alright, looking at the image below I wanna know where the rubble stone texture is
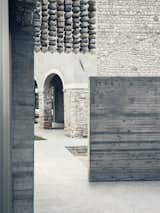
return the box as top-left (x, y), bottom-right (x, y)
top-left (33, 0), bottom-right (96, 53)
top-left (41, 0), bottom-right (49, 52)
top-left (64, 88), bottom-right (88, 137)
top-left (80, 0), bottom-right (89, 53)
top-left (72, 0), bottom-right (80, 53)
top-left (48, 0), bottom-right (57, 53)
top-left (34, 0), bottom-right (41, 52)
top-left (64, 0), bottom-right (73, 52)
top-left (97, 0), bottom-right (160, 76)
top-left (88, 0), bottom-right (96, 53)
top-left (57, 0), bottom-right (65, 52)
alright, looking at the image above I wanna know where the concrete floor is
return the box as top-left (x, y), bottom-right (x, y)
top-left (35, 127), bottom-right (160, 213)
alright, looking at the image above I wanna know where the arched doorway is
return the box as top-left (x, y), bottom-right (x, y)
top-left (40, 74), bottom-right (64, 129)
top-left (51, 75), bottom-right (64, 128)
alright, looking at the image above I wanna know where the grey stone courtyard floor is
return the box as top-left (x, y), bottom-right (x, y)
top-left (35, 126), bottom-right (160, 213)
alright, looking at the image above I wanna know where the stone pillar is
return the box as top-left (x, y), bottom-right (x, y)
top-left (39, 88), bottom-right (53, 129)
top-left (34, 0), bottom-right (41, 52)
top-left (80, 0), bottom-right (89, 53)
top-left (64, 0), bottom-right (73, 53)
top-left (88, 0), bottom-right (96, 53)
top-left (57, 0), bottom-right (65, 52)
top-left (64, 88), bottom-right (88, 137)
top-left (48, 0), bottom-right (57, 53)
top-left (72, 0), bottom-right (80, 53)
top-left (10, 0), bottom-right (35, 212)
top-left (41, 0), bottom-right (49, 52)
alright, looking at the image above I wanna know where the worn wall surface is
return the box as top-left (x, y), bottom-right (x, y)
top-left (35, 52), bottom-right (96, 137)
top-left (10, 0), bottom-right (35, 212)
top-left (97, 0), bottom-right (160, 76)
top-left (64, 88), bottom-right (89, 137)
top-left (34, 52), bottom-right (96, 87)
top-left (33, 0), bottom-right (96, 53)
top-left (90, 77), bottom-right (160, 181)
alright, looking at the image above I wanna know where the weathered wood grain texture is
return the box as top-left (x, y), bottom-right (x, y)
top-left (10, 0), bottom-right (35, 212)
top-left (89, 77), bottom-right (160, 181)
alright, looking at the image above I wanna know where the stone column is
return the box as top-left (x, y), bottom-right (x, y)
top-left (39, 88), bottom-right (53, 129)
top-left (57, 0), bottom-right (65, 52)
top-left (64, 0), bottom-right (73, 53)
top-left (34, 0), bottom-right (41, 52)
top-left (48, 0), bottom-right (57, 53)
top-left (41, 0), bottom-right (49, 52)
top-left (88, 0), bottom-right (96, 53)
top-left (80, 0), bottom-right (89, 53)
top-left (64, 88), bottom-right (89, 137)
top-left (72, 0), bottom-right (80, 53)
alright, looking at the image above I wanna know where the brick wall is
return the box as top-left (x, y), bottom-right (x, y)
top-left (97, 0), bottom-right (160, 76)
top-left (64, 88), bottom-right (88, 137)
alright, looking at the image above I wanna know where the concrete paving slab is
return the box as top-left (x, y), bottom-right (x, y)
top-left (34, 126), bottom-right (160, 213)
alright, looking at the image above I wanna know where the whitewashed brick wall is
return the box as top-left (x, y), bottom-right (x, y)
top-left (97, 0), bottom-right (160, 76)
top-left (64, 88), bottom-right (88, 137)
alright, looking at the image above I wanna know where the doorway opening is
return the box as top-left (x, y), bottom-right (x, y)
top-left (40, 74), bottom-right (64, 129)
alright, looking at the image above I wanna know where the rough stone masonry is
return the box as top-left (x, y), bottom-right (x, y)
top-left (34, 0), bottom-right (96, 53)
top-left (97, 0), bottom-right (160, 76)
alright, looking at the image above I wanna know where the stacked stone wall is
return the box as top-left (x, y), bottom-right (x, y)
top-left (97, 0), bottom-right (160, 76)
top-left (39, 88), bottom-right (53, 129)
top-left (33, 0), bottom-right (96, 53)
top-left (64, 88), bottom-right (88, 137)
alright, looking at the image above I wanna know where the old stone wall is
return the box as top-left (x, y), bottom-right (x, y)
top-left (64, 88), bottom-right (88, 137)
top-left (34, 0), bottom-right (96, 53)
top-left (10, 0), bottom-right (35, 212)
top-left (97, 0), bottom-right (160, 76)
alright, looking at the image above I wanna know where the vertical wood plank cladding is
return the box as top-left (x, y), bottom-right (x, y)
top-left (10, 0), bottom-right (35, 212)
top-left (89, 77), bottom-right (160, 181)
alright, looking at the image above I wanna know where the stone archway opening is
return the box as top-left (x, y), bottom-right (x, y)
top-left (51, 74), bottom-right (64, 128)
top-left (39, 73), bottom-right (64, 129)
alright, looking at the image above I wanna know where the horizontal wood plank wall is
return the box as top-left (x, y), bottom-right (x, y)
top-left (89, 77), bottom-right (160, 181)
top-left (10, 0), bottom-right (35, 212)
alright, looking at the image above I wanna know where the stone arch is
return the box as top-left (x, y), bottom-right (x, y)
top-left (39, 72), bottom-right (64, 129)
top-left (42, 69), bottom-right (65, 90)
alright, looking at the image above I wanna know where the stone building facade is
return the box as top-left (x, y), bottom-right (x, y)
top-left (1, 0), bottom-right (160, 212)
top-left (89, 0), bottom-right (160, 181)
top-left (34, 0), bottom-right (97, 137)
top-left (97, 0), bottom-right (160, 77)
top-left (35, 0), bottom-right (160, 138)
top-left (35, 52), bottom-right (96, 137)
